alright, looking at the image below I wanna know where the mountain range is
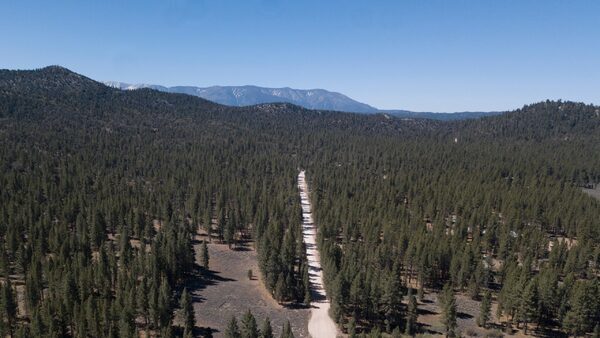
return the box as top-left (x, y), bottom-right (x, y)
top-left (104, 81), bottom-right (377, 114)
top-left (104, 81), bottom-right (502, 120)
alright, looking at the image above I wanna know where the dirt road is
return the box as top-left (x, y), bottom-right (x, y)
top-left (298, 170), bottom-right (339, 338)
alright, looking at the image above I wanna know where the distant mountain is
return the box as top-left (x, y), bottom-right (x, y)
top-left (104, 82), bottom-right (377, 113)
top-left (104, 81), bottom-right (503, 120)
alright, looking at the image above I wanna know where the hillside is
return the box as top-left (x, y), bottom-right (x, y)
top-left (0, 67), bottom-right (599, 337)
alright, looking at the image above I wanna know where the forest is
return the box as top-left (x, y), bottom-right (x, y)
top-left (0, 66), bottom-right (598, 337)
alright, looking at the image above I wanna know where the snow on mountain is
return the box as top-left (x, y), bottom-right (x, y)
top-left (102, 81), bottom-right (377, 113)
top-left (102, 81), bottom-right (501, 119)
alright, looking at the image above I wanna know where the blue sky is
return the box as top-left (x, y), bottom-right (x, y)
top-left (1, 0), bottom-right (599, 112)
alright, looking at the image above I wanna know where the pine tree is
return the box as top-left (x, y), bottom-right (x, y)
top-left (137, 278), bottom-right (149, 329)
top-left (179, 288), bottom-right (195, 334)
top-left (225, 221), bottom-right (236, 249)
top-left (563, 280), bottom-right (597, 337)
top-left (347, 316), bottom-right (357, 338)
top-left (467, 275), bottom-right (479, 300)
top-left (382, 265), bottom-right (403, 332)
top-left (160, 323), bottom-right (174, 338)
top-left (201, 240), bottom-right (210, 270)
top-left (440, 283), bottom-right (457, 338)
top-left (280, 321), bottom-right (294, 338)
top-left (241, 310), bottom-right (259, 338)
top-left (417, 283), bottom-right (424, 302)
top-left (405, 291), bottom-right (418, 336)
top-left (1, 279), bottom-right (17, 337)
top-left (225, 316), bottom-right (241, 338)
top-left (519, 279), bottom-right (538, 334)
top-left (369, 326), bottom-right (382, 338)
top-left (274, 273), bottom-right (286, 302)
top-left (261, 317), bottom-right (274, 338)
top-left (477, 291), bottom-right (492, 328)
top-left (302, 264), bottom-right (311, 305)
top-left (158, 276), bottom-right (172, 328)
top-left (118, 315), bottom-right (134, 338)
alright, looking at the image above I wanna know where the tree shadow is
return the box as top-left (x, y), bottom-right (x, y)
top-left (457, 311), bottom-right (474, 319)
top-left (185, 264), bottom-right (236, 304)
top-left (281, 302), bottom-right (311, 310)
top-left (232, 245), bottom-right (252, 252)
top-left (417, 308), bottom-right (438, 316)
top-left (172, 325), bottom-right (220, 338)
top-left (532, 326), bottom-right (568, 338)
top-left (195, 326), bottom-right (219, 338)
top-left (417, 322), bottom-right (442, 336)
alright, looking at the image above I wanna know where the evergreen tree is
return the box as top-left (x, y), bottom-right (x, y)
top-left (347, 316), bottom-right (357, 338)
top-left (302, 264), bottom-right (311, 305)
top-left (477, 290), bottom-right (492, 328)
top-left (201, 240), bottom-right (210, 270)
top-left (261, 317), bottom-right (274, 338)
top-left (241, 310), bottom-right (259, 338)
top-left (280, 321), bottom-right (294, 338)
top-left (563, 280), bottom-right (597, 336)
top-left (118, 315), bottom-right (134, 338)
top-left (405, 291), bottom-right (418, 336)
top-left (179, 288), bottom-right (195, 334)
top-left (1, 279), bottom-right (17, 337)
top-left (158, 276), bottom-right (173, 328)
top-left (274, 273), bottom-right (286, 302)
top-left (160, 323), bottom-right (174, 338)
top-left (225, 316), bottom-right (241, 338)
top-left (382, 265), bottom-right (403, 332)
top-left (519, 278), bottom-right (538, 334)
top-left (440, 283), bottom-right (457, 338)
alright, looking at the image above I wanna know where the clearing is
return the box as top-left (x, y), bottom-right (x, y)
top-left (190, 234), bottom-right (310, 337)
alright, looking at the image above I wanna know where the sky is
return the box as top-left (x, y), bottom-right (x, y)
top-left (1, 0), bottom-right (599, 112)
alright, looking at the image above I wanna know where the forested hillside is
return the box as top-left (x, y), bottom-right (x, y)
top-left (0, 67), bottom-right (598, 337)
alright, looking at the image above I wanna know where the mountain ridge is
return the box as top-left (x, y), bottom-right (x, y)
top-left (104, 80), bottom-right (503, 119)
top-left (2, 67), bottom-right (598, 139)
top-left (104, 81), bottom-right (378, 114)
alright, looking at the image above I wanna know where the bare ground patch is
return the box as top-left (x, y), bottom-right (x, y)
top-left (417, 290), bottom-right (544, 337)
top-left (190, 234), bottom-right (310, 337)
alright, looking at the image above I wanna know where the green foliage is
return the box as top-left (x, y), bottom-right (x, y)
top-left (405, 290), bottom-right (418, 335)
top-left (179, 288), bottom-right (195, 334)
top-left (280, 320), bottom-right (294, 338)
top-left (440, 283), bottom-right (457, 337)
top-left (0, 68), bottom-right (599, 336)
top-left (241, 310), bottom-right (259, 338)
top-left (562, 279), bottom-right (600, 336)
top-left (477, 291), bottom-right (492, 328)
top-left (225, 316), bottom-right (241, 338)
top-left (261, 317), bottom-right (274, 338)
top-left (201, 240), bottom-right (210, 270)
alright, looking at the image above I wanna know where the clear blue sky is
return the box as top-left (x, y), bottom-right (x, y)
top-left (1, 0), bottom-right (599, 112)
